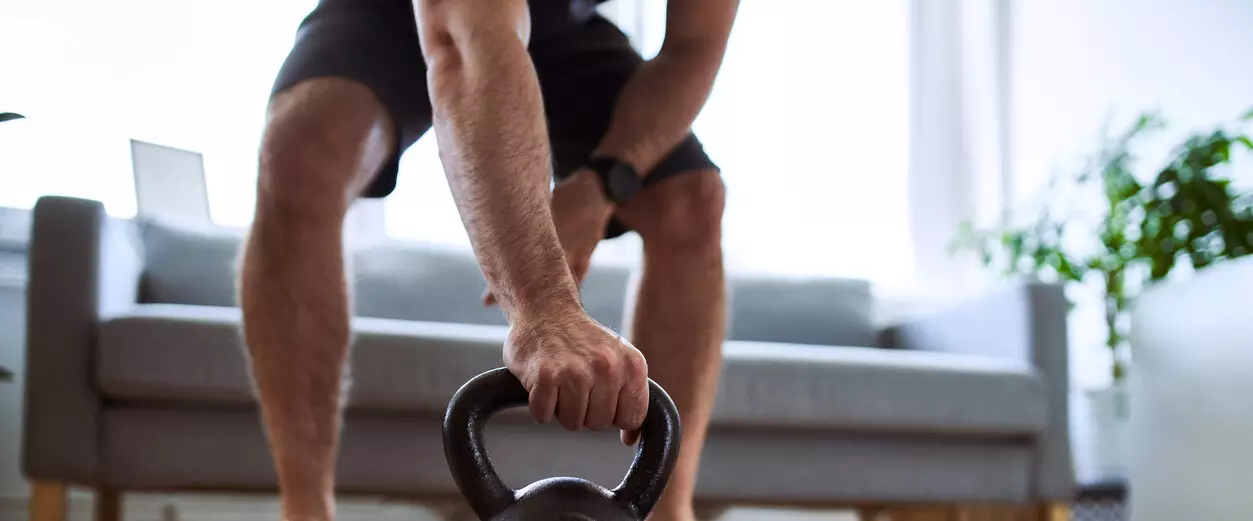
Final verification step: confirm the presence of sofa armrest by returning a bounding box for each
[881,282,1073,500]
[23,196,143,484]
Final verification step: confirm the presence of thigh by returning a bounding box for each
[272,0,434,198]
[264,77,396,200]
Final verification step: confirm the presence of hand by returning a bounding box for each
[482,168,615,306]
[504,309,649,443]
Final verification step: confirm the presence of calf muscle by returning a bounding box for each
[238,78,392,521]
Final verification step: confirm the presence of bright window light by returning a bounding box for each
[386,0,913,282]
[0,0,317,225]
[1,0,910,283]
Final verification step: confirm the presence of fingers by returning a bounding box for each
[527,367,558,424]
[508,317,649,435]
[556,371,592,431]
[552,349,642,432]
[617,351,647,445]
[585,352,621,430]
[613,349,649,432]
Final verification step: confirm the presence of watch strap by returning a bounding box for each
[588,156,640,204]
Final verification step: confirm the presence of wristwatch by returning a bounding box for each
[587,156,642,205]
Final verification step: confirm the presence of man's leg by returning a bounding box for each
[617,170,727,521]
[237,77,394,521]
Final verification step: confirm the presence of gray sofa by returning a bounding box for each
[21,196,1073,518]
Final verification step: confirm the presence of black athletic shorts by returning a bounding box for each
[270,0,719,239]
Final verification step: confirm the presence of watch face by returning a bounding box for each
[607,164,641,203]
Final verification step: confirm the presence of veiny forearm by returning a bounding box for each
[594,45,729,174]
[424,27,582,323]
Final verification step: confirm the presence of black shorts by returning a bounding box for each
[270,0,719,239]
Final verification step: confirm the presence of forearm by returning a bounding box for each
[421,12,581,323]
[594,44,728,174]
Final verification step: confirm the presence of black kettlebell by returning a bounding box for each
[443,367,682,521]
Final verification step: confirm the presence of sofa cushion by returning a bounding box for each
[351,242,631,330]
[136,218,631,330]
[97,304,1048,435]
[138,217,241,308]
[727,275,875,346]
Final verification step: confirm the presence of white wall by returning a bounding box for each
[1009,0,1253,390]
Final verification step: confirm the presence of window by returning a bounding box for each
[0,0,317,225]
[384,0,914,283]
[688,0,913,282]
[2,0,913,284]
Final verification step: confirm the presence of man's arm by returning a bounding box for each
[415,0,649,433]
[418,0,579,322]
[592,0,740,174]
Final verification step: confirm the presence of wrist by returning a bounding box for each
[591,143,655,179]
[511,287,586,326]
[497,260,585,324]
[560,168,617,214]
[583,157,645,206]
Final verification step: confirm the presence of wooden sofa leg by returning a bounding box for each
[30,481,68,521]
[96,488,123,521]
[865,507,955,521]
[1036,503,1069,521]
[857,507,886,521]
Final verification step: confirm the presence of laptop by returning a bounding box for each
[129,139,211,225]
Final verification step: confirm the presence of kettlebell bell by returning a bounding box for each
[443,367,682,521]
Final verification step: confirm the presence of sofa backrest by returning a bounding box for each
[727,274,875,347]
[135,218,632,330]
[134,218,876,345]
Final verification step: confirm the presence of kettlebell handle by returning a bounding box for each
[443,367,682,520]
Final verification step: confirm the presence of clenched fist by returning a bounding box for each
[504,310,649,441]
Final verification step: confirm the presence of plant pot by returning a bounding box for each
[1071,384,1130,483]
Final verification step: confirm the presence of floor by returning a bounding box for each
[2,493,860,521]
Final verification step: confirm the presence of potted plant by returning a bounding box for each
[950,108,1253,482]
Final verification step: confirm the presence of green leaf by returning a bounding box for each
[0,112,25,123]
[1242,108,1253,121]
[1236,136,1253,151]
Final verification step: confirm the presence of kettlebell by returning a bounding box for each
[443,367,682,521]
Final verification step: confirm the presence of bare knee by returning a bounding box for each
[257,78,393,222]
[637,171,726,256]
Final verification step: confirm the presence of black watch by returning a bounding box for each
[588,156,642,205]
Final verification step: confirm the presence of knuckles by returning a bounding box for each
[507,315,653,431]
[588,349,617,379]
